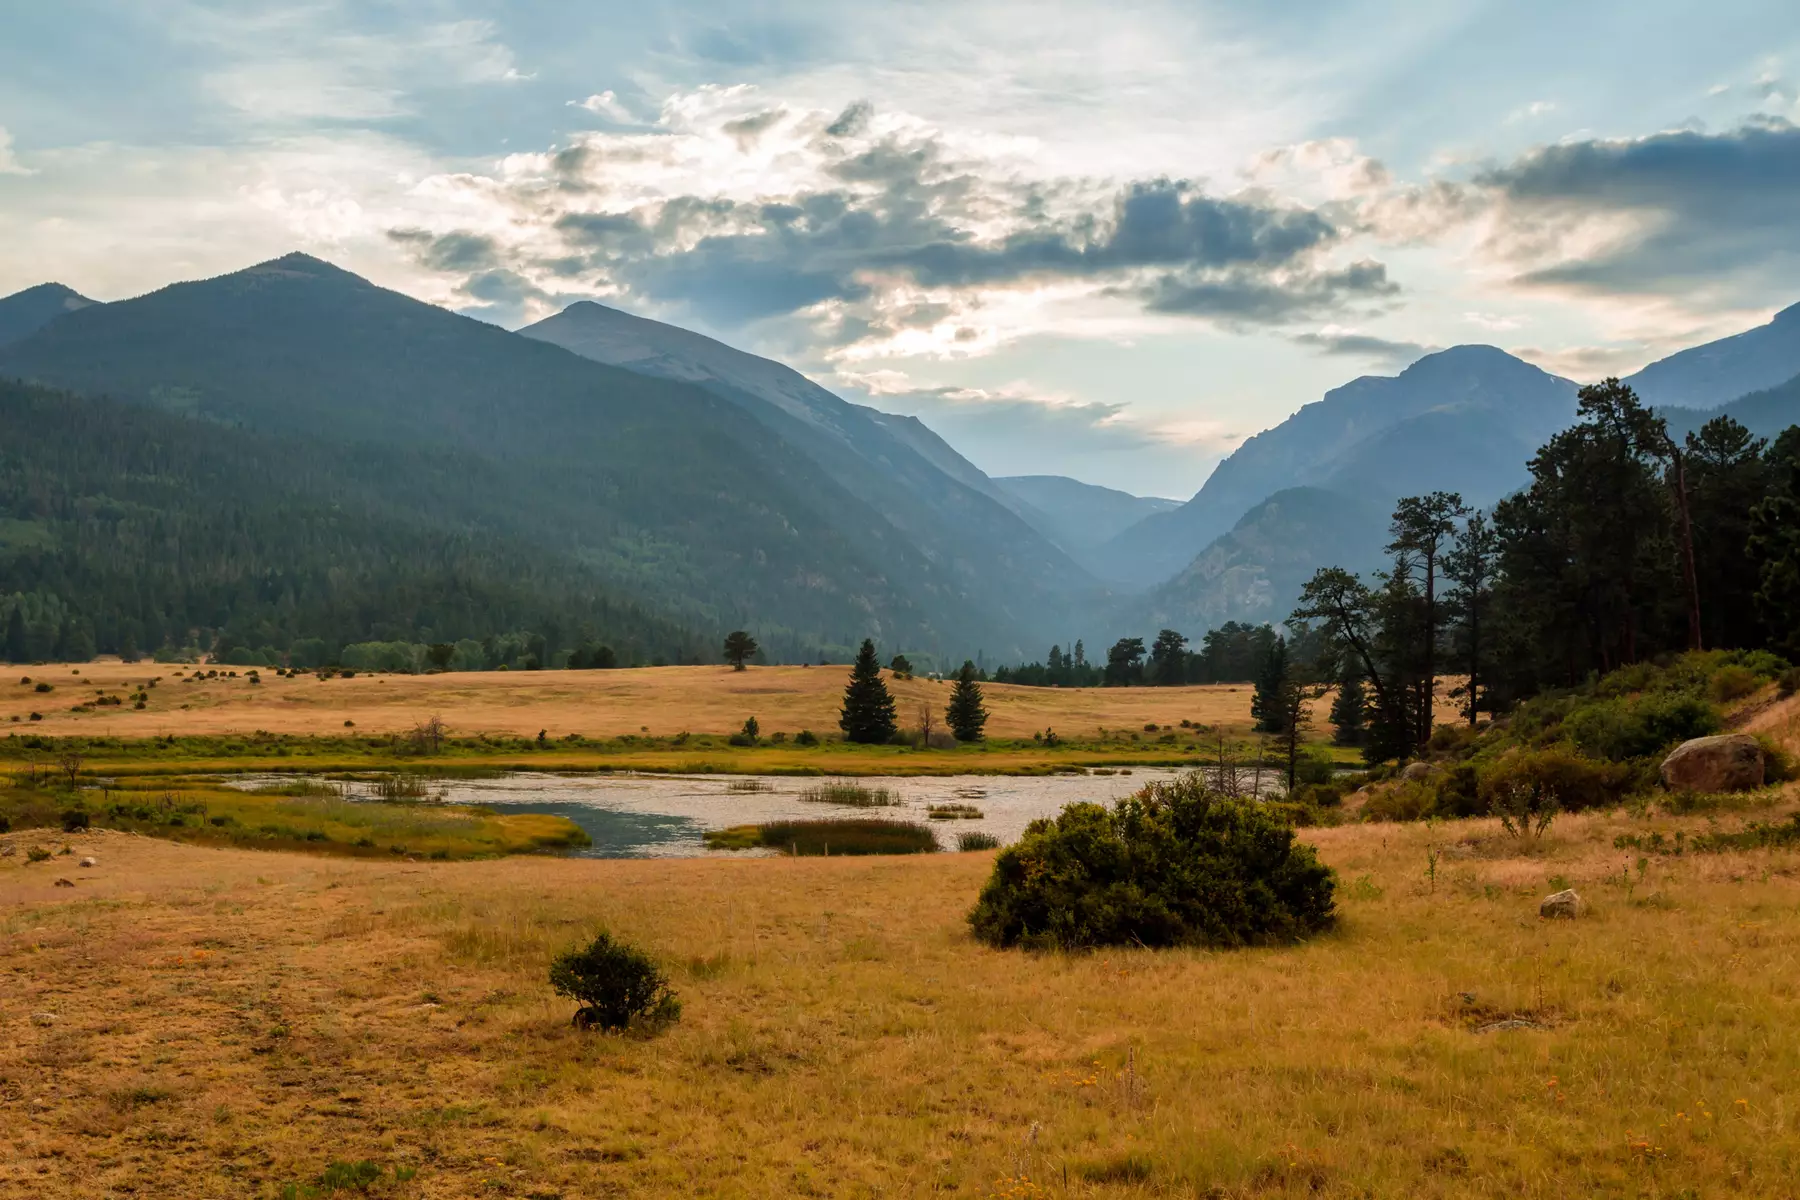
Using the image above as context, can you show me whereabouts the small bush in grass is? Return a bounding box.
[794,729,820,746]
[968,773,1335,950]
[705,818,938,855]
[957,830,1002,851]
[549,932,681,1033]
[60,809,89,832]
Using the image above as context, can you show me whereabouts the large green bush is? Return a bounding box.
[1563,692,1718,761]
[1478,746,1626,816]
[967,775,1336,951]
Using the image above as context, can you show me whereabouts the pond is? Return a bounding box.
[325,769,1191,858]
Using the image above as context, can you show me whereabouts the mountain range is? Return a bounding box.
[0,254,1082,663]
[1,253,1797,666]
[1103,305,1800,635]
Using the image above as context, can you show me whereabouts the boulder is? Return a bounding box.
[53,877,75,888]
[31,1012,57,1027]
[1660,734,1765,793]
[1401,762,1436,782]
[1539,889,1582,919]
[78,857,96,868]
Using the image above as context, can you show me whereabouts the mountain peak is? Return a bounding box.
[0,281,100,348]
[244,252,372,287]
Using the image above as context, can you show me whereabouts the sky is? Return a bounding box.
[3,1,1798,497]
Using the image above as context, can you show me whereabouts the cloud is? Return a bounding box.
[1472,119,1800,300]
[190,9,524,123]
[837,370,1239,491]
[0,127,31,175]
[572,91,638,123]
[1291,329,1432,367]
[385,91,1395,359]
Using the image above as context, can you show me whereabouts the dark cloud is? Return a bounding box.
[1291,330,1433,368]
[824,100,873,138]
[722,108,784,149]
[538,149,1369,329]
[1144,260,1396,323]
[1476,119,1800,295]
[387,228,499,273]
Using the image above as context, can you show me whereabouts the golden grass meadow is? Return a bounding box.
[5,802,1800,1198]
[2,666,1799,1198]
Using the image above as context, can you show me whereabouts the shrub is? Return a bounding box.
[1481,745,1625,813]
[60,809,90,832]
[794,730,820,746]
[549,932,681,1033]
[1563,692,1718,761]
[967,774,1336,950]
[957,831,1002,851]
[1361,779,1437,823]
[1708,664,1762,703]
[1432,764,1483,818]
[1780,667,1800,699]
[1289,781,1344,809]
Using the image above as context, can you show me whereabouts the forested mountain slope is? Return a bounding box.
[0,253,1030,660]
[521,301,1100,641]
[0,378,707,664]
[1096,346,1578,589]
[0,283,96,348]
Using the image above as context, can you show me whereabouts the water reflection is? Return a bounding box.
[409,770,1187,858]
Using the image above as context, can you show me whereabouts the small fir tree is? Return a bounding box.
[839,639,898,744]
[722,630,758,671]
[1329,664,1367,747]
[1249,634,1289,733]
[946,660,988,742]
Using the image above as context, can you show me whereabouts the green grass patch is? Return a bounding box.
[704,818,938,856]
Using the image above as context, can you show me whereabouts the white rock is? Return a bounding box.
[78,857,96,868]
[31,1012,56,1027]
[1539,888,1583,919]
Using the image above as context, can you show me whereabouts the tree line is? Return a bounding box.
[1284,381,1798,762]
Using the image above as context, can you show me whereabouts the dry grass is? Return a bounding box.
[5,801,1800,1198]
[3,662,1279,740]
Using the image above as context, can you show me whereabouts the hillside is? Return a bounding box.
[1124,486,1389,635]
[1097,346,1577,589]
[1663,369,1800,442]
[0,282,96,347]
[0,378,707,664]
[520,302,1099,643]
[1624,300,1800,409]
[993,475,1178,565]
[0,254,1036,661]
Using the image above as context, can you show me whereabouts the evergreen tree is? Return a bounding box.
[1444,510,1499,727]
[946,660,989,742]
[4,606,24,663]
[839,638,898,744]
[1103,637,1146,686]
[1329,662,1367,747]
[1250,634,1289,733]
[888,653,914,678]
[1386,492,1467,743]
[1149,628,1189,685]
[721,630,758,670]
[1688,416,1772,650]
[1072,640,1086,668]
[1749,430,1800,658]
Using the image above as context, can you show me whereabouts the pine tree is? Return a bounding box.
[1250,634,1288,733]
[722,630,758,671]
[946,660,988,742]
[839,638,898,744]
[3,606,24,664]
[1330,663,1367,746]
[1749,432,1800,658]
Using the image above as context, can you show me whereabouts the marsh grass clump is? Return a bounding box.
[705,818,937,856]
[549,931,681,1033]
[724,778,772,794]
[957,830,1002,852]
[968,773,1336,950]
[926,803,983,820]
[797,782,900,807]
[369,773,434,802]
